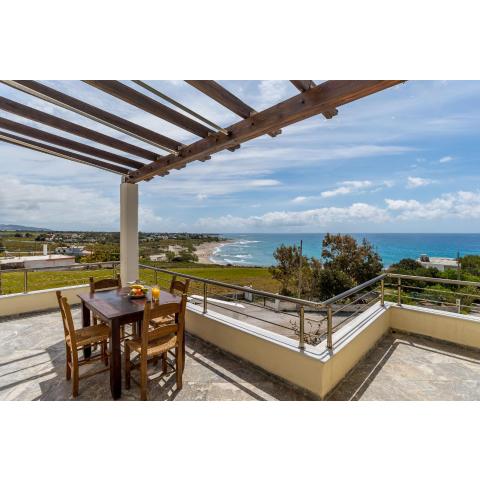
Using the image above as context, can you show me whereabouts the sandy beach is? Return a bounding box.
[195,240,233,264]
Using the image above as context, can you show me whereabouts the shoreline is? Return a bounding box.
[195,240,235,264]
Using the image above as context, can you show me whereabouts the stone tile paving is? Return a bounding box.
[0,308,312,401]
[328,332,480,400]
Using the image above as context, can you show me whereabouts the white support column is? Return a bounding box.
[120,180,139,285]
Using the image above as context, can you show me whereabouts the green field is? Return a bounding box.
[0,265,279,296]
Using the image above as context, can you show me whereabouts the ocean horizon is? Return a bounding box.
[210,233,480,267]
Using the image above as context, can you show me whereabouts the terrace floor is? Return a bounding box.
[0,308,311,401]
[329,331,480,400]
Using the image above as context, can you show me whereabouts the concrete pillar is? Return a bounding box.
[120,181,139,285]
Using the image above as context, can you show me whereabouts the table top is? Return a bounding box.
[78,287,181,322]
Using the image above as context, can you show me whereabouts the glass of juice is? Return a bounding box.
[152,286,160,302]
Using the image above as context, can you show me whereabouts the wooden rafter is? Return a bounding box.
[0,116,144,169]
[290,80,338,119]
[185,80,281,137]
[3,80,182,154]
[127,80,404,183]
[0,96,159,161]
[83,81,215,138]
[0,130,129,175]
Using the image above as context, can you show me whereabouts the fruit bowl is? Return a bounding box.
[128,284,148,299]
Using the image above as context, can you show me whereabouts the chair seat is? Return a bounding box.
[67,324,110,347]
[126,334,178,357]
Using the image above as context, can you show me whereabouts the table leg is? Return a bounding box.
[109,319,122,400]
[81,301,91,360]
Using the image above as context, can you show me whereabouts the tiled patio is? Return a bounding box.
[0,308,312,401]
[329,332,480,400]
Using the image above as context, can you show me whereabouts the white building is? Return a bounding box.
[55,245,90,256]
[0,254,76,269]
[418,254,459,272]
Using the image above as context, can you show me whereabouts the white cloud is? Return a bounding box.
[439,155,454,163]
[321,180,373,198]
[292,196,308,204]
[407,176,434,188]
[196,203,390,231]
[385,191,480,220]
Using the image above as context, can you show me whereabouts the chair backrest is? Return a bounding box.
[90,274,121,294]
[56,291,76,344]
[169,276,190,295]
[141,295,187,352]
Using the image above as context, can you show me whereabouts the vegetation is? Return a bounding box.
[269,234,383,301]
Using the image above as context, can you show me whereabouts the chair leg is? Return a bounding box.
[102,340,109,366]
[140,355,148,401]
[175,347,183,390]
[125,343,131,390]
[162,352,168,374]
[65,343,72,380]
[72,349,79,398]
[92,314,98,350]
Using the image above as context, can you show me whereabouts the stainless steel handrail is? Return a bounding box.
[321,274,386,306]
[388,273,480,288]
[139,264,323,308]
[1,261,119,274]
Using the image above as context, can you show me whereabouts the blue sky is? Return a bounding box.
[1,80,480,233]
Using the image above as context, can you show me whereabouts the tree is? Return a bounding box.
[310,261,354,301]
[269,244,310,296]
[321,234,383,284]
[460,255,480,277]
[390,258,422,271]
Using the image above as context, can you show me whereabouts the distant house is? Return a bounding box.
[55,245,90,256]
[0,254,76,270]
[418,254,459,272]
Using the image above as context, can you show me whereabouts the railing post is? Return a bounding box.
[112,262,116,279]
[397,278,402,306]
[203,282,208,314]
[0,271,2,296]
[154,269,158,286]
[456,298,461,314]
[327,305,333,350]
[24,270,28,294]
[380,279,385,306]
[298,306,305,350]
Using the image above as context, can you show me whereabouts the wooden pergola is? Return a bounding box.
[0,80,405,282]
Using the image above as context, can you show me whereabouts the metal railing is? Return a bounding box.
[0,261,119,295]
[2,261,479,351]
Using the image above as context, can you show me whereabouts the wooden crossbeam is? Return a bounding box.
[0,96,159,162]
[0,116,144,169]
[83,81,214,138]
[0,130,129,175]
[290,80,316,92]
[185,80,281,137]
[128,80,404,183]
[4,80,182,154]
[290,81,338,119]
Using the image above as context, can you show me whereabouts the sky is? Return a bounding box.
[1,80,480,233]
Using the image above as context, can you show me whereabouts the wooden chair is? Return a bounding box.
[56,291,110,398]
[89,274,122,326]
[125,295,187,400]
[149,276,190,328]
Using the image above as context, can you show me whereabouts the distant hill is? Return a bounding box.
[0,224,51,231]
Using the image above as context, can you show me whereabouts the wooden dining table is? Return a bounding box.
[78,286,182,400]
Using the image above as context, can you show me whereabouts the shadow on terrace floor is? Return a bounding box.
[328,331,480,401]
[0,307,313,401]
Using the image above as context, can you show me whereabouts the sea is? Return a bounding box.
[209,233,480,268]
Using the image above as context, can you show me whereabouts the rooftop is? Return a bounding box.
[0,308,311,401]
[329,332,480,400]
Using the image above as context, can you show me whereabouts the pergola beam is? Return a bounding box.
[290,80,338,119]
[2,80,182,154]
[83,80,215,139]
[0,96,159,162]
[128,80,404,183]
[186,80,281,137]
[0,116,144,169]
[0,130,129,175]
